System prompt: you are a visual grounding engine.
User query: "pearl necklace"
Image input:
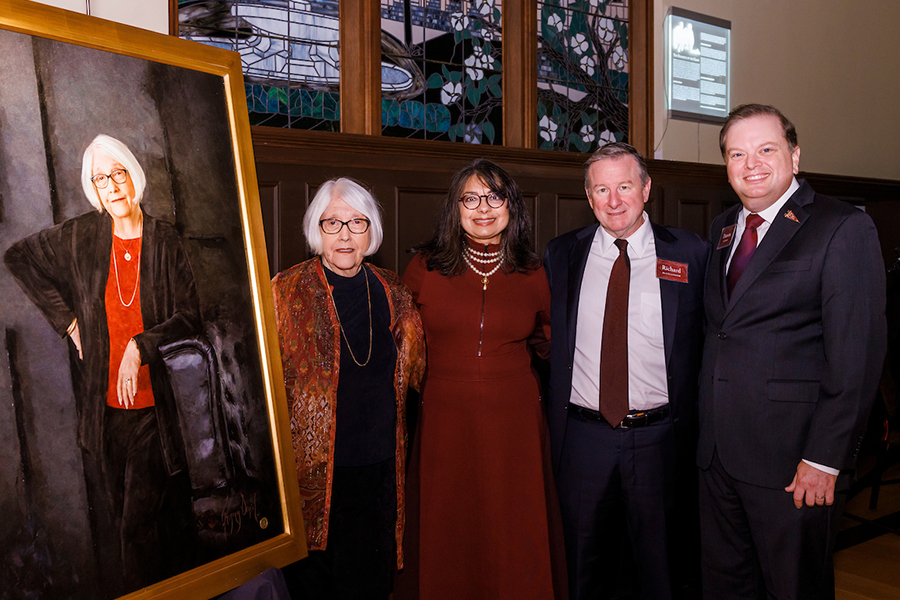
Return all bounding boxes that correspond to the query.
[464,246,504,290]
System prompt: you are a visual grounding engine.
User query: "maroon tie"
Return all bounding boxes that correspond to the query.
[727,213,764,297]
[600,239,630,428]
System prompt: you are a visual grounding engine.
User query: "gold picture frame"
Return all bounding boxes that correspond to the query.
[0,1,305,599]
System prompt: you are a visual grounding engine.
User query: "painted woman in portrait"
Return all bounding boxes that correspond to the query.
[4,134,201,598]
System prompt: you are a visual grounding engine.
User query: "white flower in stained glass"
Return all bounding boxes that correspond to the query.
[598,17,617,43]
[579,55,596,77]
[464,123,484,144]
[571,33,589,55]
[451,11,469,32]
[599,129,616,144]
[547,13,564,32]
[580,125,595,143]
[475,0,494,17]
[441,81,463,104]
[539,115,558,142]
[610,45,627,70]
[465,45,493,81]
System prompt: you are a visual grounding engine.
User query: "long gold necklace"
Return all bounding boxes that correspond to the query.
[115,235,134,261]
[112,229,142,307]
[328,265,373,367]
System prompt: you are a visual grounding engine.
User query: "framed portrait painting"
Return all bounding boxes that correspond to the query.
[0,1,306,599]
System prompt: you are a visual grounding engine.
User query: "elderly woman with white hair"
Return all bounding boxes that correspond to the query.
[4,134,200,596]
[272,178,425,599]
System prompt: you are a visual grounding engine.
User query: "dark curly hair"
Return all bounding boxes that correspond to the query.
[413,158,540,276]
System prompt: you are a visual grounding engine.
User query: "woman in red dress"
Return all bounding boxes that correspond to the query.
[403,159,561,599]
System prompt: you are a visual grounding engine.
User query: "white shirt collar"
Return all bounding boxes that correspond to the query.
[595,211,653,258]
[741,177,800,225]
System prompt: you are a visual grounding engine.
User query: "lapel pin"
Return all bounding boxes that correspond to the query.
[784,210,799,223]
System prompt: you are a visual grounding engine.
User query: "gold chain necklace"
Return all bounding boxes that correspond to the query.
[115,235,134,261]
[112,231,141,307]
[328,265,373,367]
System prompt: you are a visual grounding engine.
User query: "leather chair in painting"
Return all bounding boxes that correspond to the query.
[161,334,233,493]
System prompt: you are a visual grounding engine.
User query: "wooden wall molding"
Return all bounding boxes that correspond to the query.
[339,0,381,135]
[503,2,538,148]
[252,126,591,173]
[629,0,654,156]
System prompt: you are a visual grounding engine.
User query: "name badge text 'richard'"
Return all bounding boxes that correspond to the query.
[657,259,689,283]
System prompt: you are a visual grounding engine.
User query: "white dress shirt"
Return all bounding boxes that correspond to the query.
[725,177,799,270]
[570,214,669,412]
[726,178,838,476]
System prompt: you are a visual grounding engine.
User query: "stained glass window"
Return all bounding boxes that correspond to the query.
[537,0,629,152]
[381,0,503,144]
[178,0,341,130]
[178,0,632,149]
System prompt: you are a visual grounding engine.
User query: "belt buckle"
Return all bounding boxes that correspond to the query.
[622,411,648,429]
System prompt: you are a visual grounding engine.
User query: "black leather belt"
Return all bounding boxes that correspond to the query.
[568,403,669,429]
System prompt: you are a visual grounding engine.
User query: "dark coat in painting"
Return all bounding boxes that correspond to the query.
[4,208,201,477]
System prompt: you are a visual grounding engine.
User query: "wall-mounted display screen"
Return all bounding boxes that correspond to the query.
[665,8,731,124]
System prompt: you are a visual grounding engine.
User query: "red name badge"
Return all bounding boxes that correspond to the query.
[657,259,689,283]
[717,224,736,249]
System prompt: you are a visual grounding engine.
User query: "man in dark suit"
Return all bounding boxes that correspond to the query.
[544,142,710,600]
[698,104,887,599]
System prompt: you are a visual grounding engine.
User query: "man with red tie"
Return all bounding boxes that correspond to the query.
[545,143,710,599]
[698,104,887,599]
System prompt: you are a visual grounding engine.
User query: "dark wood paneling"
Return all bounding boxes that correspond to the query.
[396,187,446,275]
[557,193,594,240]
[253,129,900,274]
[257,182,280,277]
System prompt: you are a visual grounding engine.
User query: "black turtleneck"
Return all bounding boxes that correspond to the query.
[324,263,397,466]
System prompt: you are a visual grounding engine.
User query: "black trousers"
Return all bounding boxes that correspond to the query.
[699,450,843,600]
[557,412,678,600]
[284,457,397,600]
[103,407,170,594]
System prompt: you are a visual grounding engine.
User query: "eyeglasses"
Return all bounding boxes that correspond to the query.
[459,192,506,210]
[91,168,128,189]
[319,218,370,235]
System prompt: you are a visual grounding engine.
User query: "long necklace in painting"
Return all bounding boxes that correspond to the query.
[328,265,373,367]
[113,235,141,307]
[116,235,134,261]
[464,246,505,290]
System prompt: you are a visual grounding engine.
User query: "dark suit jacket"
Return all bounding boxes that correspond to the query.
[544,221,710,473]
[698,180,887,489]
[4,209,201,476]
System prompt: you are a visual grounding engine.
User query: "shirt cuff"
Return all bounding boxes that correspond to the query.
[802,459,839,476]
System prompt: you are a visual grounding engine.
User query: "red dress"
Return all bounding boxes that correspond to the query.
[403,245,556,599]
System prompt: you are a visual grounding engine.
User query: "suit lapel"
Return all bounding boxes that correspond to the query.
[566,224,597,364]
[725,193,809,316]
[713,207,740,310]
[652,223,679,366]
